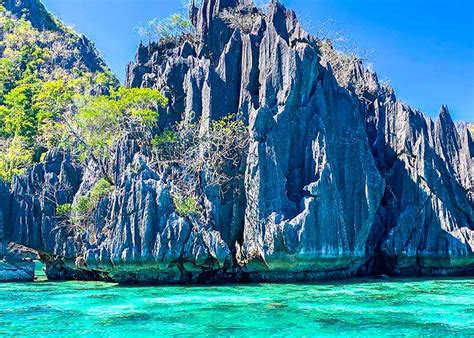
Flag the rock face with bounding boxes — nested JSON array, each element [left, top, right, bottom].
[[0, 242, 38, 283], [1, 180, 36, 282], [4, 0, 474, 283], [361, 92, 474, 276], [0, 179, 10, 259], [80, 138, 236, 284], [0, 150, 79, 282], [10, 149, 82, 256], [0, 261, 35, 282]]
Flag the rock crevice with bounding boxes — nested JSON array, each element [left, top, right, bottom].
[[3, 0, 473, 283]]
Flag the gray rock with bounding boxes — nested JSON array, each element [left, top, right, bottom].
[[366, 100, 474, 275], [0, 181, 36, 282], [79, 137, 234, 284], [0, 261, 35, 282], [120, 0, 474, 280], [0, 179, 10, 258], [6, 242, 39, 261], [4, 0, 473, 283], [3, 0, 58, 31], [10, 149, 82, 256]]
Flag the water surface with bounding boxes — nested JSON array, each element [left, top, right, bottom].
[[0, 266, 473, 337]]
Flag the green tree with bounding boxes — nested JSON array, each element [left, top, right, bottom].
[[70, 87, 167, 157], [0, 58, 18, 99], [0, 82, 40, 138], [0, 4, 119, 184], [172, 194, 199, 216], [138, 13, 194, 42], [34, 80, 74, 119], [112, 87, 168, 126], [40, 87, 168, 183], [0, 136, 34, 182]]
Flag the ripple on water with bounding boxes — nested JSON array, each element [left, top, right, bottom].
[[0, 278, 473, 337]]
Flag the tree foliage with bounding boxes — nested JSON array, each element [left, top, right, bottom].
[[53, 177, 114, 235], [152, 113, 249, 216], [0, 82, 40, 138], [73, 178, 114, 216], [0, 136, 33, 182], [56, 203, 72, 217], [219, 3, 262, 34], [0, 5, 117, 182], [36, 86, 167, 183], [138, 13, 194, 43], [0, 6, 168, 184], [173, 194, 199, 217]]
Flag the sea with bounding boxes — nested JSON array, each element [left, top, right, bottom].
[[0, 263, 473, 337]]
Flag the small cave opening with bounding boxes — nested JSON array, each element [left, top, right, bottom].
[[34, 259, 47, 281]]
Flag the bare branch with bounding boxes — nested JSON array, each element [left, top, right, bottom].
[[151, 113, 250, 217]]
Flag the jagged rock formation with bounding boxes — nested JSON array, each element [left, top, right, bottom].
[[0, 0, 114, 281], [0, 150, 77, 282], [79, 138, 236, 283], [1, 180, 36, 282], [361, 92, 474, 276], [0, 260, 35, 282], [0, 242, 38, 282], [0, 179, 9, 272], [0, 179, 9, 252], [3, 0, 474, 283], [10, 149, 82, 256]]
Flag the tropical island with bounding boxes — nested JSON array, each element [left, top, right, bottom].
[[0, 0, 472, 287]]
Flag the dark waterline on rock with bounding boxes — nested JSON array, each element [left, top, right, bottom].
[[2, 0, 472, 284]]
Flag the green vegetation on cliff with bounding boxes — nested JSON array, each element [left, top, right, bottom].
[[0, 4, 169, 183], [0, 3, 115, 181]]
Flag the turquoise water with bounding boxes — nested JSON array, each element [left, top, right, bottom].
[[0, 266, 473, 337]]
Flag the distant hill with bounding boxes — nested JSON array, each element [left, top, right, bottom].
[[0, 0, 117, 181]]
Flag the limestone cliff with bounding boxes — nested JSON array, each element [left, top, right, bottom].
[[0, 0, 113, 281], [3, 0, 473, 283]]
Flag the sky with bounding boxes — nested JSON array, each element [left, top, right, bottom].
[[41, 0, 474, 121]]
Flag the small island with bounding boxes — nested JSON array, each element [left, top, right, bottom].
[[0, 0, 473, 335]]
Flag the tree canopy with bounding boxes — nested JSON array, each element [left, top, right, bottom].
[[0, 5, 167, 182]]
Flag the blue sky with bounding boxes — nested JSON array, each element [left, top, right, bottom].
[[42, 0, 474, 121]]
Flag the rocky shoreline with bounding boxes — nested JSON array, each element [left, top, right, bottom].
[[0, 0, 472, 285], [0, 243, 36, 282]]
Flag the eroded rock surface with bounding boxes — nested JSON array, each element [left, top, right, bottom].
[[4, 0, 474, 283], [0, 181, 35, 282], [11, 149, 82, 256], [0, 261, 35, 282]]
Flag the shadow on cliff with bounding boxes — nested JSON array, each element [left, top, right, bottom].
[[360, 151, 474, 277]]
